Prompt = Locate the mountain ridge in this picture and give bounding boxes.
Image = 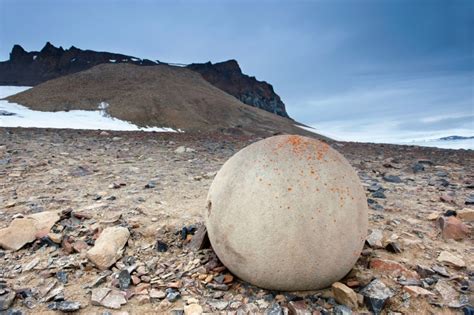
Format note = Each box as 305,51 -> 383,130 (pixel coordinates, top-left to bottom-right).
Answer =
0,42 -> 290,118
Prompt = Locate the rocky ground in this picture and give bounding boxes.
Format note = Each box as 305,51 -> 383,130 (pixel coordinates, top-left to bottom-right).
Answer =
0,127 -> 472,315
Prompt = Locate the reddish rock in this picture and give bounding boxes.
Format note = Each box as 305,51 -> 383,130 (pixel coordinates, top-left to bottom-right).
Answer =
437,216 -> 469,240
440,194 -> 455,204
370,258 -> 419,279
288,300 -> 309,315
403,285 -> 435,297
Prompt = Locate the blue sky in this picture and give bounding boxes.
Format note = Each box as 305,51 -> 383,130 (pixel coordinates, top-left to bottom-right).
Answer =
0,0 -> 472,143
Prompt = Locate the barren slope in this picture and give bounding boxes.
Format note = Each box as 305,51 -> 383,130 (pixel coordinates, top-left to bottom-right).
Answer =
5,63 -> 319,137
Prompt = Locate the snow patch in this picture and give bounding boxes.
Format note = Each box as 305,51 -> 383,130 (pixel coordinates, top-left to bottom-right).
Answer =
70,58 -> 76,62
0,86 -> 180,133
33,55 -> 37,60
131,58 -> 140,62
109,59 -> 116,63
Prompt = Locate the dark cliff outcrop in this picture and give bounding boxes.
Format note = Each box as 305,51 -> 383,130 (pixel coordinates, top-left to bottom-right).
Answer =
187,60 -> 289,118
0,42 -> 290,118
0,42 -> 156,86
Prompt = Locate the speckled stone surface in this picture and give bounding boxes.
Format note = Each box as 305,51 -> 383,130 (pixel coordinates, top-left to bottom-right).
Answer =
205,135 -> 368,290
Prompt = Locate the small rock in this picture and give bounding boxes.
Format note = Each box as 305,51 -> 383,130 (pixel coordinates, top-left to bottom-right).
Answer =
368,183 -> 383,192
48,300 -> 81,312
87,226 -> 130,270
56,271 -> 68,284
458,208 -> 474,221
403,286 -> 434,297
444,210 -> 457,217
437,251 -> 466,268
23,257 -> 40,271
0,291 -> 16,311
385,242 -> 402,253
98,289 -> 127,309
437,216 -> 469,240
288,300 -> 309,315
383,175 -> 402,183
206,283 -> 229,291
265,303 -> 284,315
118,270 -> 131,290
187,224 -> 210,250
184,303 -> 203,315
412,163 -> 425,173
462,305 -> 474,315
332,282 -> 358,309
144,181 -> 156,189
465,195 -> 474,205
156,240 -> 168,252
174,146 -> 187,153
0,211 -> 60,250
149,289 -> 166,299
435,280 -> 459,307
432,265 -> 450,277
440,193 -> 455,204
166,291 -> 180,302
366,229 -> 383,248
360,279 -> 393,315
135,295 -> 150,305
333,304 -> 352,315
372,190 -> 386,199
370,258 -> 418,279
415,265 -> 435,278
207,300 -> 228,311
91,288 -> 111,306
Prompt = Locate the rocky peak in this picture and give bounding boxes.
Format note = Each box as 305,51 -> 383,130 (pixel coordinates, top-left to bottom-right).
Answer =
0,42 -> 291,119
187,60 -> 289,118
10,45 -> 28,62
40,42 -> 64,56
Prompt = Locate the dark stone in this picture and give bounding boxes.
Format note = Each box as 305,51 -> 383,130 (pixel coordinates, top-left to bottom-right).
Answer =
47,300 -> 81,312
412,162 -> 425,173
214,275 -> 225,284
187,224 -> 210,251
265,303 -> 283,315
187,60 -> 289,118
360,279 -> 393,315
436,171 -> 448,177
118,269 -> 131,290
385,242 -> 402,253
462,305 -> 474,315
7,309 -> 24,315
367,199 -> 384,211
372,191 -> 386,199
416,265 -> 435,278
206,283 -> 229,291
465,195 -> 474,205
0,291 -> 16,311
180,227 -> 188,240
383,175 -> 402,183
187,224 -> 197,234
144,181 -> 156,189
156,240 -> 168,252
56,271 -> 68,284
368,183 -> 383,192
166,290 -> 180,302
333,304 -> 352,315
444,210 -> 457,217
92,194 -> 102,201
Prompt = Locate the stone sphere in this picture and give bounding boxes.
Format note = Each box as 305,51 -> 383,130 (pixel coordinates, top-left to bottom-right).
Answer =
205,135 -> 368,291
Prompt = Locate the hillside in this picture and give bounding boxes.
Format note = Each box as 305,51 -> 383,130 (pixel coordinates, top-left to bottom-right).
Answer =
4,63 -> 318,137
0,42 -> 290,118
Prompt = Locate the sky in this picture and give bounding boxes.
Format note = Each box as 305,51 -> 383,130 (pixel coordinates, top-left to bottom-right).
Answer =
0,0 -> 473,145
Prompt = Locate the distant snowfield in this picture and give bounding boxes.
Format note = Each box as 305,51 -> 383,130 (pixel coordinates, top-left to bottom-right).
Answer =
297,124 -> 473,150
0,86 -> 179,132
